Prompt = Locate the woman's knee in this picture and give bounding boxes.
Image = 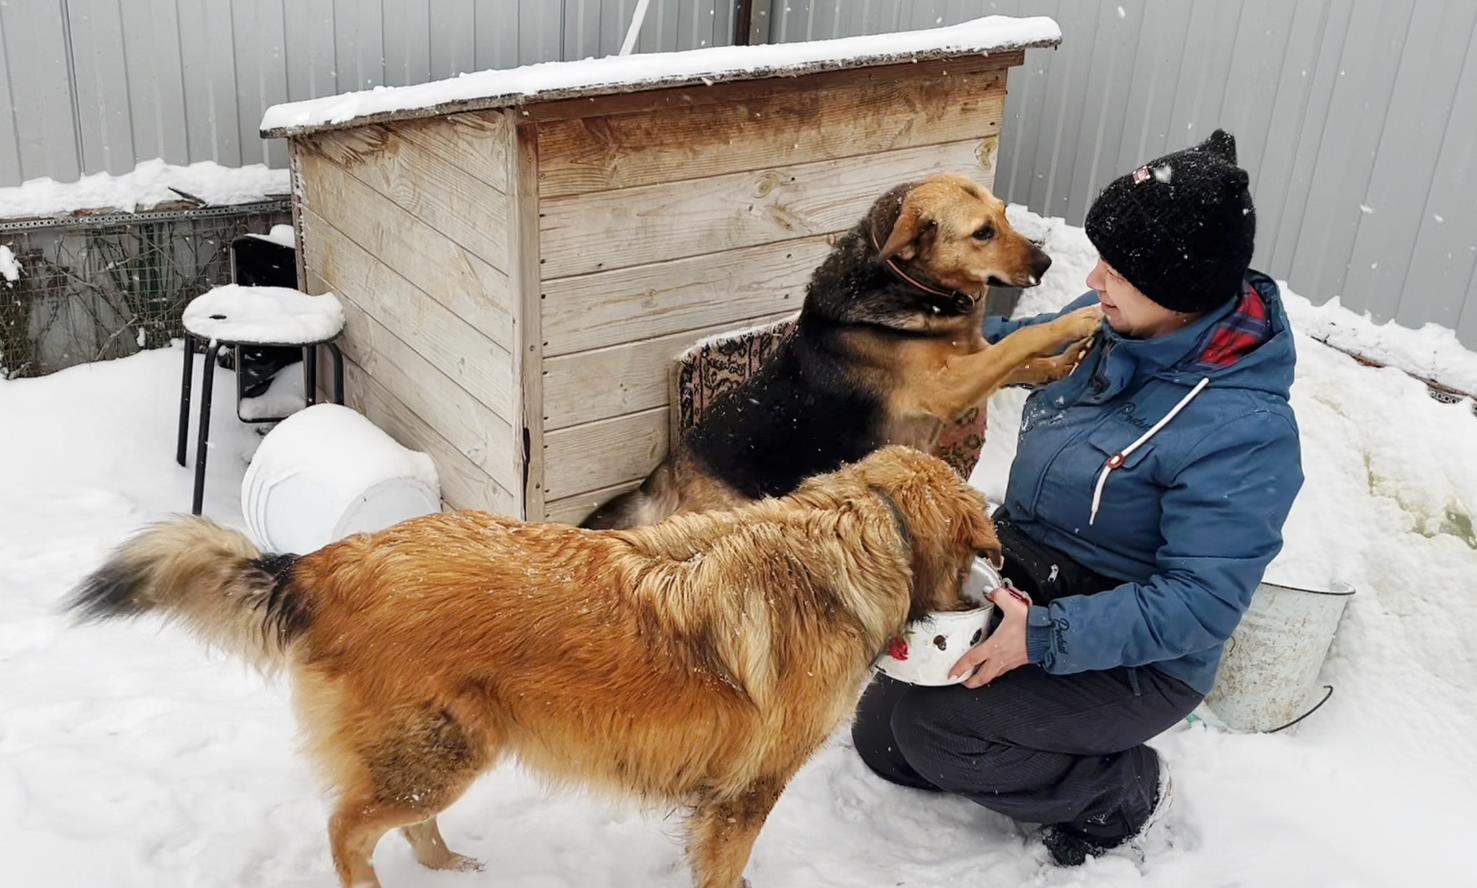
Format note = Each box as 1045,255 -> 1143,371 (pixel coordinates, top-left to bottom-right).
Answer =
850,717 -> 895,779
851,678 -> 936,790
887,685 -> 1014,787
888,688 -> 953,763
850,690 -> 893,772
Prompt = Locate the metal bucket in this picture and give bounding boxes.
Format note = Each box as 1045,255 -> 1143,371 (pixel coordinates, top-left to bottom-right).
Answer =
1203,579 -> 1356,733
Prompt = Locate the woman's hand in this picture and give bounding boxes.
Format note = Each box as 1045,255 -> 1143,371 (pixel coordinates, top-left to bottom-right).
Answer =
950,585 -> 1032,689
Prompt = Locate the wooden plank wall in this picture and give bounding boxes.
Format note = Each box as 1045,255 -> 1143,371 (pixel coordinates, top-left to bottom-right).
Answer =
293,111 -> 524,515
534,58 -> 1011,523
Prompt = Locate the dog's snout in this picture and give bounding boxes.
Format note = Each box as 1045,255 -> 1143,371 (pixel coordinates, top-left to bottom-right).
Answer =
1030,248 -> 1053,281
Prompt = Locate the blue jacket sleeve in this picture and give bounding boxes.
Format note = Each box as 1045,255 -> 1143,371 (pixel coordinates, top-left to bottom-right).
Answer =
984,291 -> 1100,344
1024,410 -> 1304,673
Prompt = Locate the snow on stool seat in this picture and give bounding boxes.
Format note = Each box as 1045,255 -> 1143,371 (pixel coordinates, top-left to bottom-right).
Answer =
182,284 -> 344,345
176,285 -> 347,517
242,404 -> 441,554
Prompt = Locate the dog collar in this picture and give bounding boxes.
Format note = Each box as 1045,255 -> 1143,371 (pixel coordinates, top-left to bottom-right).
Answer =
867,224 -> 980,314
869,486 -> 912,556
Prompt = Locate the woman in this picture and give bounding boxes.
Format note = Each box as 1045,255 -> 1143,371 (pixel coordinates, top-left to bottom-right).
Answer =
852,130 -> 1303,866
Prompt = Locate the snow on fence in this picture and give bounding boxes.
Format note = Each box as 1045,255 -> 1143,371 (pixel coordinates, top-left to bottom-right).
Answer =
0,202 -> 291,379
0,0 -> 736,185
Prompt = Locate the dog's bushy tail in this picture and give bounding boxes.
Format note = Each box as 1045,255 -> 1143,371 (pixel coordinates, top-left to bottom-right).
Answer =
66,517 -> 308,672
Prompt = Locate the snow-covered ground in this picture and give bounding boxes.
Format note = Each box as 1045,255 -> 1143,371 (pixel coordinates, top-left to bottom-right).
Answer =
2,210 -> 1473,887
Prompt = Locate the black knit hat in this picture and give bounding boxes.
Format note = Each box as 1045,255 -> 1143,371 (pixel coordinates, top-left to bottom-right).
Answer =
1085,129 -> 1255,314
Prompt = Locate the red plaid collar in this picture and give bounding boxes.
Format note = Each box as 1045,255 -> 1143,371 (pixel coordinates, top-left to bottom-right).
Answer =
1193,282 -> 1270,370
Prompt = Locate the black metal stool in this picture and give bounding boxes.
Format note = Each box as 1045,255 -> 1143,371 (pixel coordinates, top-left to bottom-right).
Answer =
175,286 -> 345,515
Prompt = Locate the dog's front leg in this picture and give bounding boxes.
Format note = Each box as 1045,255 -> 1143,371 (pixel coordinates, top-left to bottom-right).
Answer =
1002,333 -> 1097,388
909,305 -> 1103,416
687,780 -> 784,888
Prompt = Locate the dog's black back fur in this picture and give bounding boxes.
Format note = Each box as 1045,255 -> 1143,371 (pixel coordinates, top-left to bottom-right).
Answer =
682,328 -> 883,500
686,198 -> 975,501
579,187 -> 980,528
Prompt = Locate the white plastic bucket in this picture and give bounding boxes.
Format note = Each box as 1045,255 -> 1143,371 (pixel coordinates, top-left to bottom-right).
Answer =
1203,579 -> 1356,733
241,404 -> 441,554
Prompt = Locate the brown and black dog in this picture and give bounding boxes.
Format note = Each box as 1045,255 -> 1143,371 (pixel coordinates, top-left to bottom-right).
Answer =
581,174 -> 1102,529
68,446 -> 1000,888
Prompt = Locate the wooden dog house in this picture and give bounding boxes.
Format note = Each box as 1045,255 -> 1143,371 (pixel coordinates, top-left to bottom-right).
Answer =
261,16 -> 1060,523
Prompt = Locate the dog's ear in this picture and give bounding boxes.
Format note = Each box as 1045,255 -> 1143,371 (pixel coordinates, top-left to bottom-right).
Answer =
880,191 -> 931,261
971,512 -> 1004,569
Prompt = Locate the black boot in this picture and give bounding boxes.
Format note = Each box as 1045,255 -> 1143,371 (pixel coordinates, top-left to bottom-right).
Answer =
1039,759 -> 1173,867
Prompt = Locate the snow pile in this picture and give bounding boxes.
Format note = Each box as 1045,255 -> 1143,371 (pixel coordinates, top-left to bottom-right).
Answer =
260,16 -> 1061,134
241,223 -> 297,249
237,367 -> 306,422
0,346 -> 265,521
181,285 -> 344,345
0,243 -> 20,284
0,159 -> 289,220
1,209 -> 1472,886
1285,294 -> 1477,395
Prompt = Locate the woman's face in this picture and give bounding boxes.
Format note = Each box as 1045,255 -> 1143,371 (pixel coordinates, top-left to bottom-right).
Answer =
1085,258 -> 1198,339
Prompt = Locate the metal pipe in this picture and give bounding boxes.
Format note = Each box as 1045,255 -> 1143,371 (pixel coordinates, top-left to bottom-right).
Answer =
619,0 -> 653,56
735,0 -> 755,45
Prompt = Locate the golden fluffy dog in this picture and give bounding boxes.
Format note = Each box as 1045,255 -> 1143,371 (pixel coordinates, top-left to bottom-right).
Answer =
68,446 -> 1001,888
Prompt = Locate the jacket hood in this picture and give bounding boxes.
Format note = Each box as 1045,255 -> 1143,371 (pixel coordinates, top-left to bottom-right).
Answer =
1088,270 -> 1296,401
1169,271 -> 1295,396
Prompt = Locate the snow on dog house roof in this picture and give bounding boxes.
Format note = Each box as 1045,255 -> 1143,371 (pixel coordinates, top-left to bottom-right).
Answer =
260,15 -> 1061,137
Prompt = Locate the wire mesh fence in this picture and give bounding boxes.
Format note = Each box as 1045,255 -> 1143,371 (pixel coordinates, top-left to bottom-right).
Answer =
0,200 -> 292,379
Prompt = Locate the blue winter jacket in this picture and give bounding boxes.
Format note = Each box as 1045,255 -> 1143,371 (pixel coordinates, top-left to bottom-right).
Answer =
984,271 -> 1303,695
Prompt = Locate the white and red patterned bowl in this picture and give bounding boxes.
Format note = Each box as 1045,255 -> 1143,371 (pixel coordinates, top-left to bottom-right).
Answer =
873,560 -> 1003,686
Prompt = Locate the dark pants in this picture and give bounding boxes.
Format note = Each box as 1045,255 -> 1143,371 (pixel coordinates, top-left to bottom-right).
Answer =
851,516 -> 1203,843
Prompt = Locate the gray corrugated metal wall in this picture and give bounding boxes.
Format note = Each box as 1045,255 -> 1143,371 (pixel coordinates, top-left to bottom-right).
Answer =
769,0 -> 1477,346
0,0 -> 733,179
2,1 -> 1474,344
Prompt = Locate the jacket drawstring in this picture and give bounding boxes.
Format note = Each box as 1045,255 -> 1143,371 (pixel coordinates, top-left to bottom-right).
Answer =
1089,377 -> 1212,525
